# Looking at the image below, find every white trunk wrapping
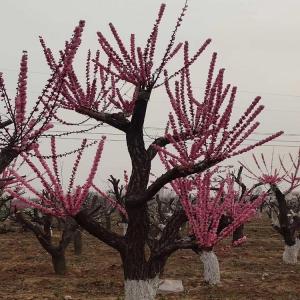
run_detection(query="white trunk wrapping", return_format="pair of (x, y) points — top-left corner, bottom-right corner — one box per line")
(124, 276), (159, 300)
(200, 251), (221, 285)
(282, 238), (300, 264)
(121, 223), (128, 236)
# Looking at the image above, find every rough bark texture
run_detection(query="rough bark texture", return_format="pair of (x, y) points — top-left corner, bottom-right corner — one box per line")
(73, 230), (82, 255)
(271, 185), (295, 246)
(232, 225), (245, 243)
(124, 276), (160, 300)
(282, 238), (300, 264)
(200, 251), (221, 285)
(16, 213), (77, 275)
(51, 252), (67, 275)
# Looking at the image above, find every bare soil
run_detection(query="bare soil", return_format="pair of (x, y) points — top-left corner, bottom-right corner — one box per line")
(0, 216), (299, 299)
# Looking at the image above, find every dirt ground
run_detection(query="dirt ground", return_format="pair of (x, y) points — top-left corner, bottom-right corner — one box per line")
(0, 216), (299, 300)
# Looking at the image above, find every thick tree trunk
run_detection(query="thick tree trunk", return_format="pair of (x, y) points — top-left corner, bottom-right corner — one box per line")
(51, 252), (67, 275)
(105, 214), (111, 231)
(200, 250), (221, 285)
(121, 203), (166, 300)
(73, 230), (82, 255)
(124, 276), (160, 300)
(282, 238), (300, 264)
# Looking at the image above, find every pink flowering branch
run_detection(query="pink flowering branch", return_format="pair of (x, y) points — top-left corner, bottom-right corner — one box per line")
(153, 53), (283, 166)
(171, 172), (267, 249)
(240, 149), (300, 194)
(4, 137), (106, 217)
(0, 21), (86, 176)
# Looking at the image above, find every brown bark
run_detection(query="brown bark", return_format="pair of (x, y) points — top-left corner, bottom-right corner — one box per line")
(0, 147), (19, 175)
(271, 185), (295, 246)
(16, 212), (77, 274)
(73, 230), (82, 255)
(232, 225), (244, 243)
(51, 252), (67, 275)
(75, 107), (130, 132)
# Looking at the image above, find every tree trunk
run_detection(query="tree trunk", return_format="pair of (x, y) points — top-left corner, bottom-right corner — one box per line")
(105, 214), (111, 231)
(73, 230), (82, 255)
(121, 204), (163, 300)
(51, 252), (67, 275)
(121, 222), (128, 236)
(282, 238), (300, 264)
(124, 276), (160, 300)
(200, 250), (220, 285)
(232, 224), (246, 246)
(272, 186), (295, 246)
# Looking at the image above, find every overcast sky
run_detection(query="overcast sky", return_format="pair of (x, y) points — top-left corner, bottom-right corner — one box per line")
(1, 0), (300, 190)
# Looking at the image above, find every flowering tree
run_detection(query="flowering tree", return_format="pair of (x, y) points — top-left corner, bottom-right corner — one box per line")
(6, 136), (106, 274)
(7, 3), (283, 299)
(0, 19), (85, 181)
(240, 151), (300, 264)
(170, 170), (267, 284)
(15, 210), (78, 275)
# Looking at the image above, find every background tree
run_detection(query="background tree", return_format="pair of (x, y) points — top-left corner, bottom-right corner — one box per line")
(240, 151), (300, 264)
(15, 211), (78, 275)
(170, 170), (267, 284)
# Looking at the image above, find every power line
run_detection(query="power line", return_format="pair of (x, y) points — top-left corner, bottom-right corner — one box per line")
(1, 67), (300, 99)
(48, 127), (300, 138)
(40, 135), (300, 148)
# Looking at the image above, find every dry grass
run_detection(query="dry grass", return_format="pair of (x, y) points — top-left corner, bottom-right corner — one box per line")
(0, 216), (299, 299)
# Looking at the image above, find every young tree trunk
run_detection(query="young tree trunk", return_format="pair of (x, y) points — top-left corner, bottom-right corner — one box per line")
(51, 252), (67, 275)
(282, 238), (300, 264)
(271, 186), (299, 264)
(200, 250), (221, 285)
(73, 230), (82, 255)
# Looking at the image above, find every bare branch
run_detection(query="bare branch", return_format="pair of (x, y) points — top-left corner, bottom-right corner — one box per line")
(0, 120), (12, 129)
(75, 107), (130, 132)
(143, 159), (219, 203)
(75, 209), (126, 252)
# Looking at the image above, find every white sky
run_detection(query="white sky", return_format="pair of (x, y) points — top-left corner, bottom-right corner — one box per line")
(1, 0), (300, 190)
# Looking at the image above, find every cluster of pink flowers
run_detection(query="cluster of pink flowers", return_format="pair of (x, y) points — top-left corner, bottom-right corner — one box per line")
(156, 52), (283, 169)
(0, 161), (20, 190)
(0, 53), (54, 152)
(95, 3), (186, 89)
(5, 137), (106, 217)
(15, 52), (28, 127)
(240, 150), (300, 192)
(0, 21), (87, 154)
(40, 4), (214, 117)
(171, 172), (267, 248)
